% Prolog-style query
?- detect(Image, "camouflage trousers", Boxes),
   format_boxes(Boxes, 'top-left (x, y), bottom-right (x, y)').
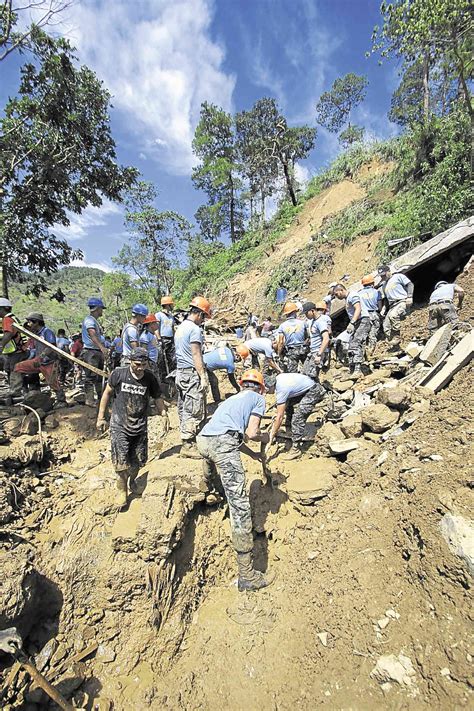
top-left (196, 432), bottom-right (253, 553)
top-left (176, 368), bottom-right (206, 441)
top-left (348, 317), bottom-right (371, 365)
top-left (428, 302), bottom-right (458, 332)
top-left (284, 344), bottom-right (308, 373)
top-left (287, 382), bottom-right (326, 442)
top-left (383, 300), bottom-right (407, 339)
top-left (367, 311), bottom-right (381, 349)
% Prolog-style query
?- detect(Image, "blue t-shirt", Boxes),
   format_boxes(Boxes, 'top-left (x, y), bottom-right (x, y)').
top-left (36, 326), bottom-right (57, 361)
top-left (82, 315), bottom-right (104, 349)
top-left (156, 311), bottom-right (175, 338)
top-left (200, 390), bottom-right (266, 436)
top-left (276, 318), bottom-right (307, 346)
top-left (140, 330), bottom-right (159, 363)
top-left (175, 319), bottom-right (203, 369)
top-left (122, 322), bottom-right (140, 358)
top-left (275, 373), bottom-right (314, 405)
top-left (245, 337), bottom-right (275, 358)
top-left (309, 315), bottom-right (331, 353)
top-left (359, 286), bottom-right (382, 312)
top-left (112, 336), bottom-right (123, 354)
top-left (56, 337), bottom-right (70, 352)
top-left (346, 291), bottom-right (369, 319)
top-left (429, 283), bottom-right (455, 304)
top-left (203, 346), bottom-right (235, 373)
top-left (384, 273), bottom-right (412, 304)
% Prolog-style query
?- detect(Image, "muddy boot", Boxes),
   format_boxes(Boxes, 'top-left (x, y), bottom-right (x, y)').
top-left (237, 552), bottom-right (275, 592)
top-left (53, 389), bottom-right (67, 410)
top-left (84, 384), bottom-right (96, 408)
top-left (351, 365), bottom-right (363, 379)
top-left (8, 371), bottom-right (24, 398)
top-left (128, 467), bottom-right (140, 495)
top-left (283, 443), bottom-right (303, 461)
top-left (180, 441), bottom-right (201, 459)
top-left (114, 473), bottom-right (128, 508)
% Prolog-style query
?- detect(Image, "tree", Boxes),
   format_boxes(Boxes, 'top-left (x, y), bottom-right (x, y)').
top-left (192, 102), bottom-right (243, 243)
top-left (0, 0), bottom-right (74, 61)
top-left (0, 29), bottom-right (136, 296)
top-left (338, 125), bottom-right (365, 148)
top-left (315, 73), bottom-right (368, 142)
top-left (113, 181), bottom-right (191, 298)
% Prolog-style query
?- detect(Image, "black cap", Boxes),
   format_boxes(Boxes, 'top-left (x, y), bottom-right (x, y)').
top-left (377, 264), bottom-right (390, 275)
top-left (302, 301), bottom-right (317, 313)
top-left (130, 347), bottom-right (149, 361)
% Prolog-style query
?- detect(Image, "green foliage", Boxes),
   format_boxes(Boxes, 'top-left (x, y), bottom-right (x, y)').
top-left (264, 245), bottom-right (333, 298)
top-left (339, 125), bottom-right (365, 147)
top-left (316, 73), bottom-right (368, 140)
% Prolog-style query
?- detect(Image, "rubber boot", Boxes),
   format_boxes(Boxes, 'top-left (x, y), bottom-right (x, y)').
top-left (237, 552), bottom-right (275, 592)
top-left (84, 384), bottom-right (96, 408)
top-left (53, 389), bottom-right (67, 410)
top-left (8, 371), bottom-right (24, 398)
top-left (114, 473), bottom-right (128, 508)
top-left (128, 467), bottom-right (140, 495)
top-left (283, 442), bottom-right (303, 461)
top-left (180, 441), bottom-right (201, 459)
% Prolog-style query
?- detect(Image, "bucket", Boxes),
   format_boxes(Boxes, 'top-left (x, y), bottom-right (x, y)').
top-left (235, 327), bottom-right (244, 339)
top-left (276, 287), bottom-right (287, 304)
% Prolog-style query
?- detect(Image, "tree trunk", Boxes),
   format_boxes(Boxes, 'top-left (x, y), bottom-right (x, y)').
top-left (282, 159), bottom-right (297, 206)
top-left (260, 188), bottom-right (265, 225)
top-left (1, 264), bottom-right (8, 298)
top-left (422, 52), bottom-right (430, 124)
top-left (229, 173), bottom-right (235, 243)
top-left (451, 30), bottom-right (474, 122)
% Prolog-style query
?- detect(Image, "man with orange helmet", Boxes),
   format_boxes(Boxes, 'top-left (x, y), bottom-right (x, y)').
top-left (301, 301), bottom-right (332, 378)
top-left (359, 274), bottom-right (382, 352)
top-left (197, 369), bottom-right (274, 592)
top-left (175, 296), bottom-right (212, 458)
top-left (275, 302), bottom-right (308, 373)
top-left (155, 295), bottom-right (176, 375)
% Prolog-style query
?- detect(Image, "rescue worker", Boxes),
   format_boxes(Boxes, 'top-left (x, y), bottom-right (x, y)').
top-left (140, 314), bottom-right (160, 378)
top-left (155, 295), bottom-right (176, 376)
top-left (377, 265), bottom-right (414, 347)
top-left (175, 296), bottom-right (212, 458)
top-left (323, 282), bottom-right (337, 308)
top-left (267, 372), bottom-right (326, 460)
top-left (196, 369), bottom-right (274, 592)
top-left (0, 298), bottom-right (29, 394)
top-left (243, 336), bottom-right (282, 374)
top-left (333, 284), bottom-right (370, 376)
top-left (275, 302), bottom-right (308, 372)
top-left (301, 301), bottom-right (332, 376)
top-left (110, 330), bottom-right (123, 370)
top-left (11, 313), bottom-right (66, 407)
top-left (203, 344), bottom-right (241, 403)
top-left (56, 328), bottom-right (72, 385)
top-left (121, 303), bottom-right (149, 365)
top-left (97, 347), bottom-right (166, 508)
top-left (428, 280), bottom-right (464, 332)
top-left (359, 274), bottom-right (382, 353)
top-left (82, 297), bottom-right (108, 407)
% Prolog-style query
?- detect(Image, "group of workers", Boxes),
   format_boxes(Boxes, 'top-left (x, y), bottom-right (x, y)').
top-left (0, 266), bottom-right (466, 594)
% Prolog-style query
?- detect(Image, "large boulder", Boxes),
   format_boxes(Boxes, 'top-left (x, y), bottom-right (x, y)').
top-left (361, 404), bottom-right (399, 433)
top-left (340, 414), bottom-right (363, 438)
top-left (329, 439), bottom-right (359, 456)
top-left (377, 386), bottom-right (409, 410)
top-left (284, 458), bottom-right (338, 505)
top-left (419, 324), bottom-right (452, 366)
top-left (315, 422), bottom-right (344, 455)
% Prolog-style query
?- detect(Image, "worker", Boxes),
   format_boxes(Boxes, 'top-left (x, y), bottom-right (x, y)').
top-left (196, 369), bottom-right (274, 592)
top-left (97, 347), bottom-right (166, 508)
top-left (428, 280), bottom-right (464, 332)
top-left (140, 314), bottom-right (160, 377)
top-left (243, 336), bottom-right (282, 374)
top-left (121, 303), bottom-right (149, 365)
top-left (377, 265), bottom-right (414, 347)
top-left (110, 330), bottom-right (123, 370)
top-left (267, 372), bottom-right (326, 460)
top-left (155, 296), bottom-right (176, 376)
top-left (333, 284), bottom-right (370, 376)
top-left (0, 627), bottom-right (22, 654)
top-left (203, 344), bottom-right (241, 403)
top-left (301, 301), bottom-right (332, 377)
top-left (56, 328), bottom-right (72, 385)
top-left (359, 274), bottom-right (382, 353)
top-left (0, 298), bottom-right (29, 395)
top-left (261, 316), bottom-right (274, 335)
top-left (323, 282), bottom-right (338, 308)
top-left (11, 313), bottom-right (66, 407)
top-left (82, 297), bottom-right (108, 407)
top-left (275, 302), bottom-right (308, 373)
top-left (174, 296), bottom-right (212, 458)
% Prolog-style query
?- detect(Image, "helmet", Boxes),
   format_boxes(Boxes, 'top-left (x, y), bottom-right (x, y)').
top-left (361, 274), bottom-right (375, 286)
top-left (26, 312), bottom-right (44, 323)
top-left (161, 295), bottom-right (174, 306)
top-left (377, 264), bottom-right (391, 276)
top-left (143, 313), bottom-right (158, 324)
top-left (236, 344), bottom-right (250, 359)
top-left (239, 368), bottom-right (265, 394)
top-left (189, 296), bottom-right (212, 317)
top-left (282, 301), bottom-right (298, 316)
top-left (88, 297), bottom-right (106, 309)
top-left (131, 303), bottom-right (149, 316)
top-left (315, 301), bottom-right (328, 311)
top-left (302, 301), bottom-right (316, 314)
top-left (0, 298), bottom-right (12, 308)
top-left (434, 280), bottom-right (448, 290)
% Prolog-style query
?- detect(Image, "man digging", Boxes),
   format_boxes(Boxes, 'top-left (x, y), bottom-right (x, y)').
top-left (97, 347), bottom-right (167, 509)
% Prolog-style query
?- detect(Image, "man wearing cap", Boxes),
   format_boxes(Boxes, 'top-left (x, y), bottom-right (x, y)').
top-left (275, 302), bottom-right (308, 373)
top-left (121, 303), bottom-right (149, 366)
top-left (97, 348), bottom-right (166, 508)
top-left (11, 313), bottom-right (66, 406)
top-left (140, 314), bottom-right (161, 378)
top-left (82, 297), bottom-right (108, 407)
top-left (0, 298), bottom-right (29, 394)
top-left (155, 295), bottom-right (176, 376)
top-left (377, 265), bottom-right (414, 347)
top-left (197, 369), bottom-right (274, 592)
top-left (359, 275), bottom-right (382, 353)
top-left (301, 301), bottom-right (332, 378)
top-left (428, 281), bottom-right (464, 332)
top-left (333, 284), bottom-right (371, 376)
top-left (175, 296), bottom-right (212, 458)
top-left (203, 344), bottom-right (241, 403)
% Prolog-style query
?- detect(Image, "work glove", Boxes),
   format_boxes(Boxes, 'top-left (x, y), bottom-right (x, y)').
top-left (0, 627), bottom-right (22, 654)
top-left (346, 323), bottom-right (355, 335)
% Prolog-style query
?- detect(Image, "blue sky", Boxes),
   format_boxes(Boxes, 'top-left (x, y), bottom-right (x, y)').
top-left (1, 0), bottom-right (399, 271)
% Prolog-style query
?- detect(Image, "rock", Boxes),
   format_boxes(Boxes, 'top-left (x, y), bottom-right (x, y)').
top-left (329, 439), bottom-right (359, 455)
top-left (400, 399), bottom-right (431, 425)
top-left (284, 458), bottom-right (338, 505)
top-left (343, 391), bottom-right (371, 417)
top-left (338, 389), bottom-right (354, 402)
top-left (346, 444), bottom-right (377, 468)
top-left (340, 414), bottom-right (363, 438)
top-left (22, 390), bottom-right (53, 412)
top-left (419, 324), bottom-right (453, 366)
top-left (364, 432), bottom-right (383, 443)
top-left (377, 386), bottom-right (409, 410)
top-left (430, 454), bottom-right (443, 462)
top-left (361, 404), bottom-right (400, 433)
top-left (404, 341), bottom-right (423, 358)
top-left (317, 632), bottom-right (329, 646)
top-left (307, 551), bottom-right (318, 561)
top-left (56, 662), bottom-right (86, 695)
top-left (439, 514), bottom-right (474, 576)
top-left (315, 422), bottom-right (344, 455)
top-left (34, 638), bottom-right (58, 672)
top-left (377, 451), bottom-right (389, 466)
top-left (332, 379), bottom-right (354, 393)
top-left (44, 414), bottom-right (59, 430)
top-left (386, 609), bottom-right (400, 620)
top-left (359, 369), bottom-right (391, 386)
top-left (97, 644), bottom-right (116, 663)
top-left (371, 653), bottom-right (416, 687)
top-left (377, 617), bottom-right (390, 630)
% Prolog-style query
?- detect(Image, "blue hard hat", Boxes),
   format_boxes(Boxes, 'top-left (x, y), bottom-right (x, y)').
top-left (131, 303), bottom-right (149, 316)
top-left (88, 297), bottom-right (106, 309)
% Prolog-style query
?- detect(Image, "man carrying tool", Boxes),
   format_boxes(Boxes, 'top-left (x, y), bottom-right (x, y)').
top-left (203, 344), bottom-right (242, 403)
top-left (11, 313), bottom-right (67, 407)
top-left (267, 372), bottom-right (326, 460)
top-left (121, 303), bottom-right (149, 365)
top-left (243, 336), bottom-right (282, 374)
top-left (275, 302), bottom-right (308, 373)
top-left (82, 297), bottom-right (108, 407)
top-left (0, 298), bottom-right (30, 395)
top-left (155, 295), bottom-right (176, 376)
top-left (428, 280), bottom-right (464, 332)
top-left (359, 274), bottom-right (382, 353)
top-left (97, 347), bottom-right (166, 508)
top-left (377, 265), bottom-right (414, 348)
top-left (301, 301), bottom-right (332, 376)
top-left (175, 296), bottom-right (212, 458)
top-left (333, 283), bottom-right (370, 377)
top-left (197, 368), bottom-right (274, 592)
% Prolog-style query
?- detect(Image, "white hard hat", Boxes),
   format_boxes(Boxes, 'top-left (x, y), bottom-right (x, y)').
top-left (0, 298), bottom-right (12, 308)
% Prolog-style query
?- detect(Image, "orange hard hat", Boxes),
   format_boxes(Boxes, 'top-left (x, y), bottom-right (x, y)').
top-left (143, 313), bottom-right (158, 324)
top-left (282, 301), bottom-right (299, 316)
top-left (361, 274), bottom-right (375, 286)
top-left (239, 368), bottom-right (265, 393)
top-left (161, 295), bottom-right (174, 306)
top-left (189, 296), bottom-right (212, 317)
top-left (236, 344), bottom-right (250, 359)
top-left (315, 300), bottom-right (328, 311)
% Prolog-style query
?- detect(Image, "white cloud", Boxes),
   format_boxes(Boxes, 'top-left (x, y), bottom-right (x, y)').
top-left (70, 257), bottom-right (113, 273)
top-left (63, 0), bottom-right (235, 175)
top-left (52, 199), bottom-right (122, 241)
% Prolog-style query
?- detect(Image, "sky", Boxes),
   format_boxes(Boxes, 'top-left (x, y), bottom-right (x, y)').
top-left (1, 0), bottom-right (400, 272)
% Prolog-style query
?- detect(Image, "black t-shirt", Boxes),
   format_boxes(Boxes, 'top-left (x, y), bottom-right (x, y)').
top-left (108, 367), bottom-right (160, 435)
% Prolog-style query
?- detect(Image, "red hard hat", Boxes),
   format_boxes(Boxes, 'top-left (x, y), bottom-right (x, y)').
top-left (189, 296), bottom-right (212, 317)
top-left (236, 344), bottom-right (250, 359)
top-left (239, 368), bottom-right (264, 393)
top-left (143, 313), bottom-right (158, 324)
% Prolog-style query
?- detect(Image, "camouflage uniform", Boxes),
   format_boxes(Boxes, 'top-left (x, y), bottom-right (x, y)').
top-left (428, 302), bottom-right (458, 332)
top-left (176, 368), bottom-right (206, 441)
top-left (284, 344), bottom-right (309, 373)
top-left (367, 311), bottom-right (381, 349)
top-left (286, 382), bottom-right (326, 442)
top-left (348, 317), bottom-right (371, 365)
top-left (383, 301), bottom-right (407, 340)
